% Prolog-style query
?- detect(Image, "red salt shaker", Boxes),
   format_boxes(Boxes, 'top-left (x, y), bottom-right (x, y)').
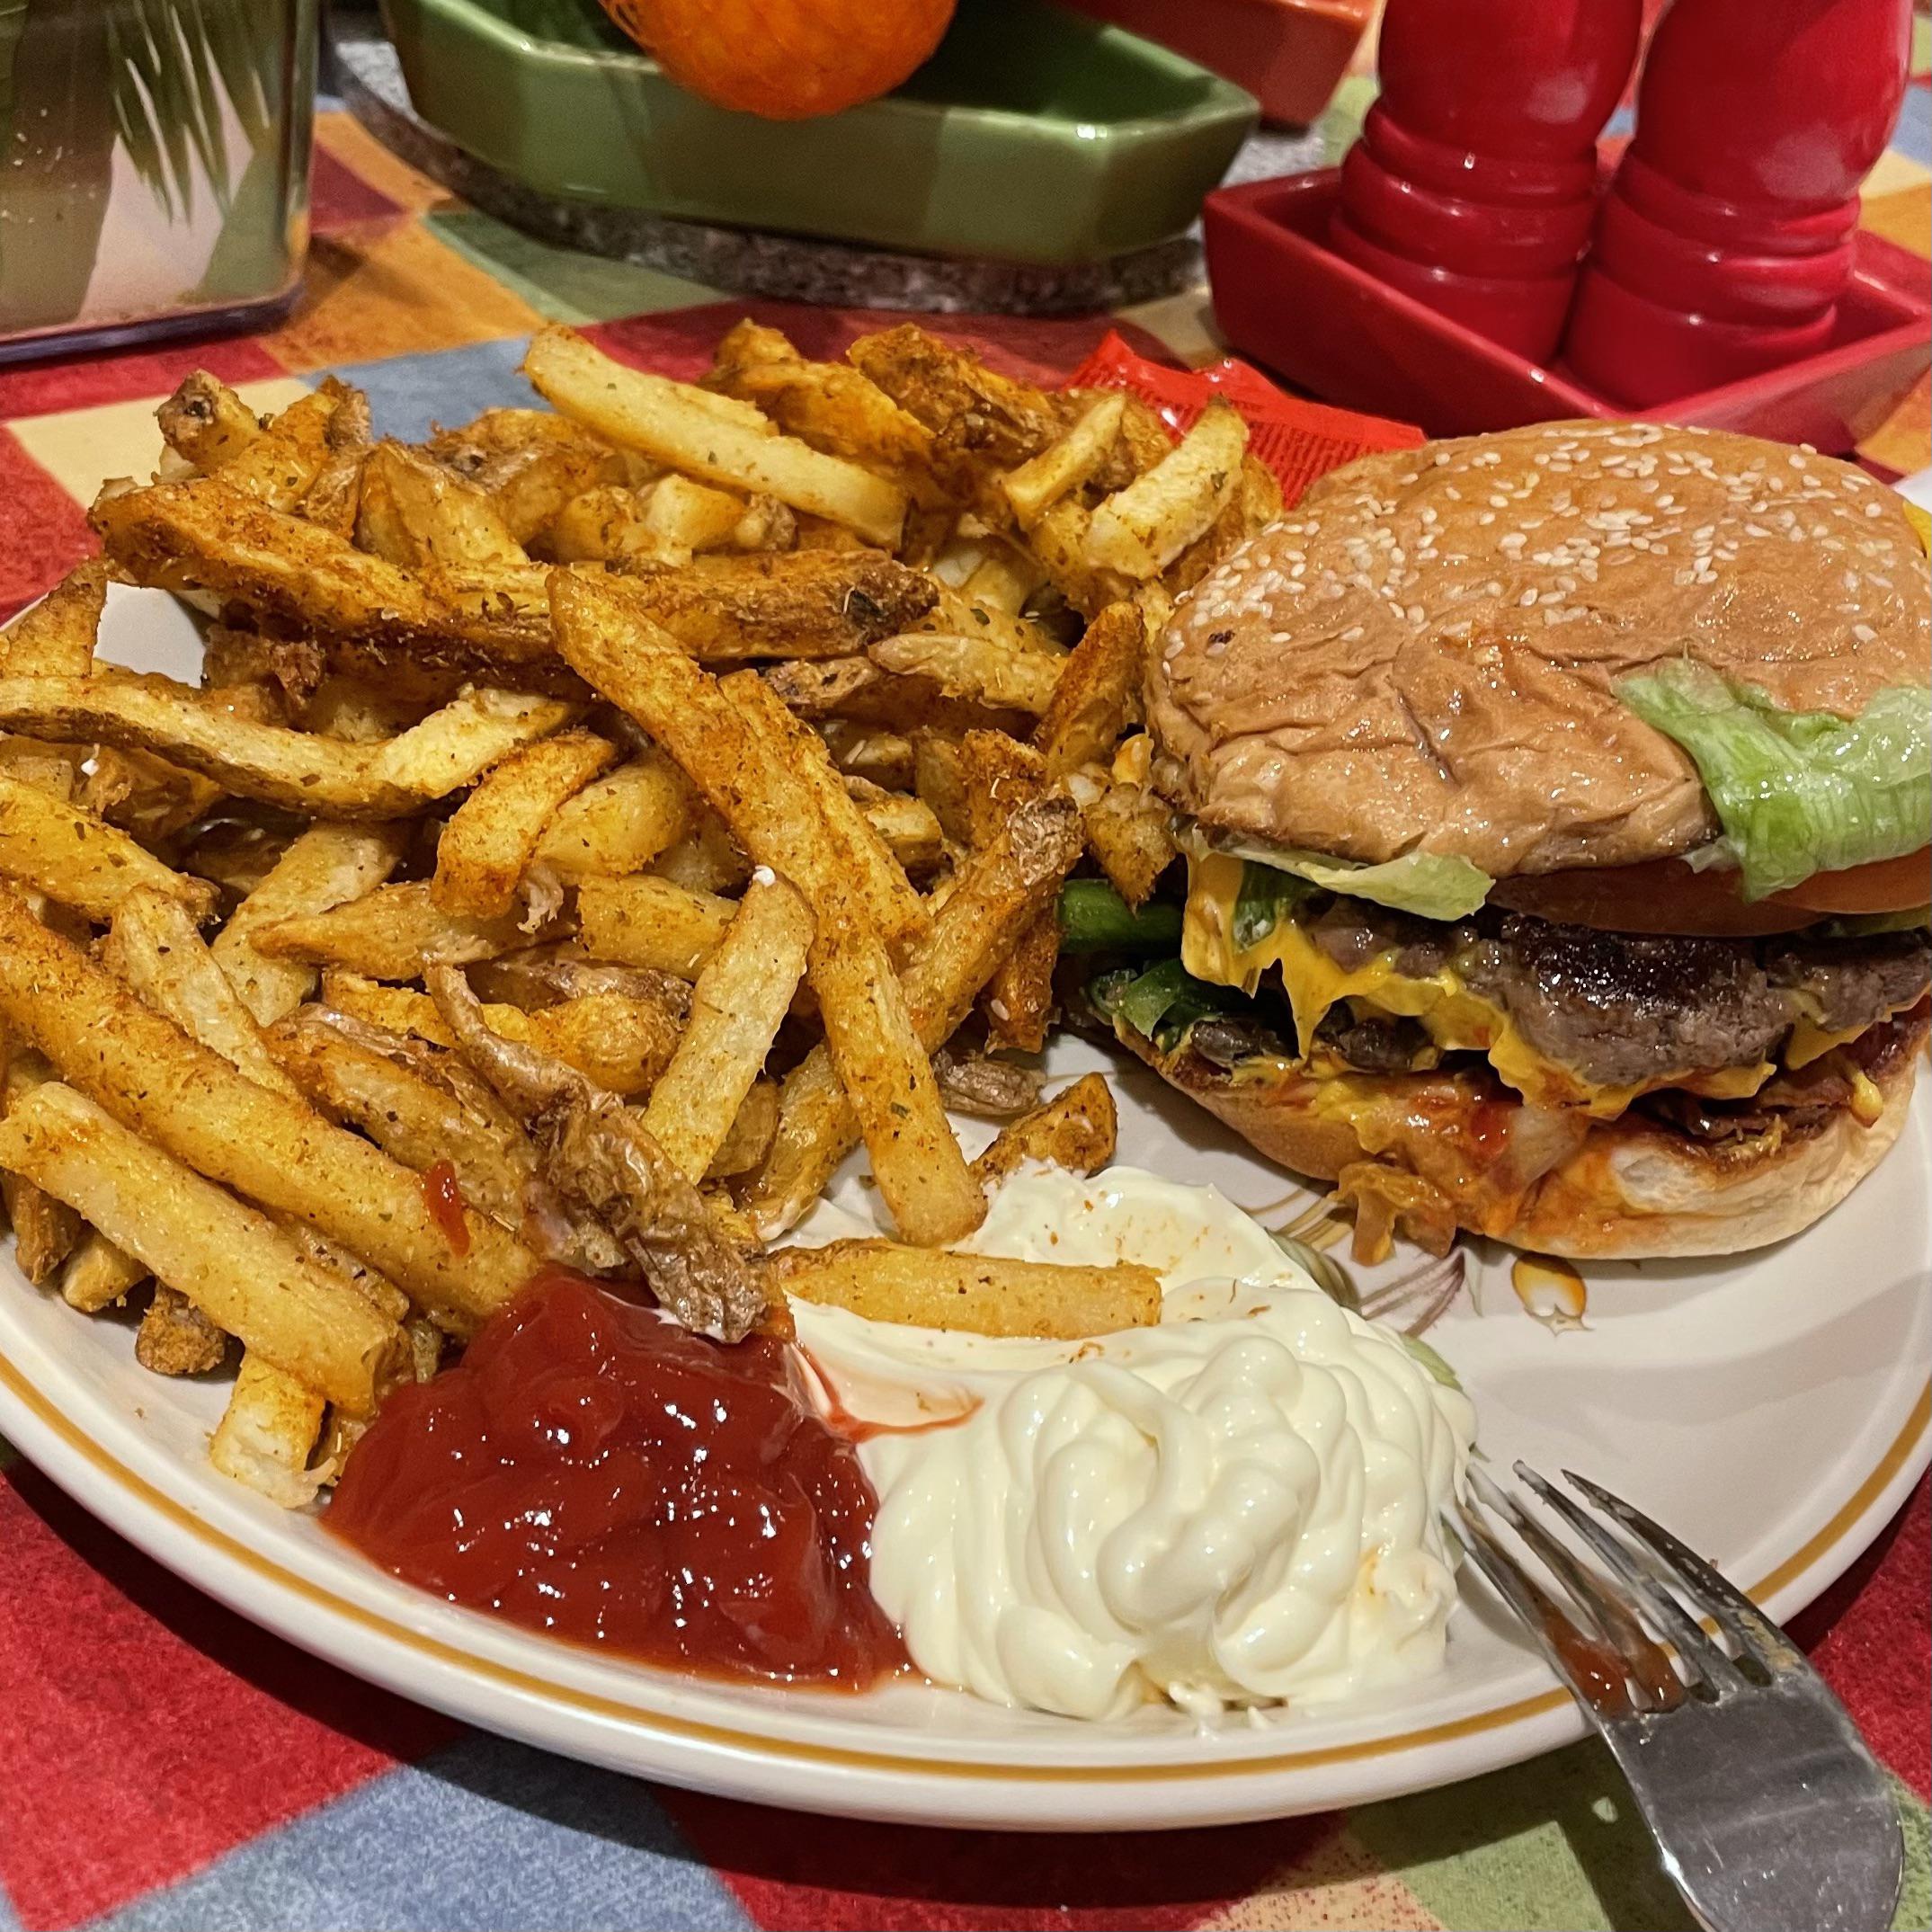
top-left (1331, 0), bottom-right (1643, 361)
top-left (1566, 0), bottom-right (1914, 406)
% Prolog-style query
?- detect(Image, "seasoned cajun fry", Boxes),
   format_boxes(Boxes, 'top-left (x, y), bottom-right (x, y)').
top-left (213, 822), bottom-right (409, 1026)
top-left (531, 750), bottom-right (693, 879)
top-left (103, 889), bottom-right (297, 1100)
top-left (271, 1010), bottom-right (542, 1230)
top-left (602, 548), bottom-right (937, 662)
top-left (214, 385), bottom-right (349, 513)
top-left (80, 744), bottom-right (223, 847)
top-left (1032, 601), bottom-right (1145, 777)
top-left (818, 719), bottom-right (915, 791)
top-left (432, 729), bottom-right (617, 917)
top-left (1083, 780), bottom-right (1178, 907)
top-left (1027, 494), bottom-right (1127, 619)
top-left (1084, 397), bottom-right (1247, 580)
top-left (300, 384), bottom-right (372, 541)
top-left (0, 559), bottom-right (106, 676)
top-left (911, 730), bottom-right (973, 845)
top-left (575, 875), bottom-right (735, 977)
top-left (846, 779), bottom-right (946, 877)
top-left (524, 325), bottom-right (907, 547)
top-left (971, 1072), bottom-right (1117, 1189)
top-left (0, 674), bottom-right (574, 819)
top-left (0, 1082), bottom-right (404, 1408)
top-left (649, 810), bottom-right (752, 895)
top-left (1, 1050), bottom-right (82, 1284)
top-left (721, 670), bottom-right (926, 951)
top-left (762, 655), bottom-right (1031, 739)
top-left (959, 730), bottom-right (1057, 1052)
top-left (252, 881), bottom-right (550, 979)
top-left (770, 1241), bottom-right (1160, 1340)
top-left (356, 438), bottom-right (529, 569)
top-left (59, 1225), bottom-right (148, 1313)
top-left (0, 889), bottom-right (536, 1332)
top-left (460, 949), bottom-right (690, 1013)
top-left (156, 370), bottom-right (261, 474)
top-left (922, 582), bottom-right (1064, 660)
top-left (550, 485), bottom-right (681, 569)
top-left (0, 772), bottom-right (219, 921)
top-left (869, 632), bottom-right (1061, 716)
top-left (209, 1351), bottom-right (328, 1507)
top-left (745, 792), bottom-right (1083, 1236)
top-left (707, 1078), bottom-right (779, 1180)
top-left (706, 318), bottom-right (945, 505)
top-left (1001, 393), bottom-right (1127, 529)
top-left (932, 1045), bottom-right (1046, 1118)
top-left (643, 473), bottom-right (751, 553)
top-left (136, 1281), bottom-right (229, 1376)
top-left (425, 408), bottom-right (627, 548)
top-left (642, 873), bottom-right (813, 1182)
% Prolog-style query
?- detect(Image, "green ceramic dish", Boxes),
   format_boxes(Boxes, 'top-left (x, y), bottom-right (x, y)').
top-left (378, 0), bottom-right (1258, 264)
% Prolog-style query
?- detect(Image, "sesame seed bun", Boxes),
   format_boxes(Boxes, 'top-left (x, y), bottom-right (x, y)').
top-left (1146, 421), bottom-right (1930, 879)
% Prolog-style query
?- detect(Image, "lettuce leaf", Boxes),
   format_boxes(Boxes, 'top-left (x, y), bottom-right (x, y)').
top-left (1223, 840), bottom-right (1493, 920)
top-left (1618, 663), bottom-right (1932, 901)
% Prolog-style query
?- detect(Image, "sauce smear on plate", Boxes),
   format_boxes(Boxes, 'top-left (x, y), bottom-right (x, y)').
top-left (328, 1268), bottom-right (904, 1687)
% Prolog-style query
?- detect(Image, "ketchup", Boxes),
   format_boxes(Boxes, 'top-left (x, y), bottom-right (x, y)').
top-left (327, 1269), bottom-right (906, 1687)
top-left (419, 1160), bottom-right (470, 1256)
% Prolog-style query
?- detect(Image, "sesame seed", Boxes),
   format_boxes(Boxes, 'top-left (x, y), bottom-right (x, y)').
top-left (1852, 623), bottom-right (1877, 643)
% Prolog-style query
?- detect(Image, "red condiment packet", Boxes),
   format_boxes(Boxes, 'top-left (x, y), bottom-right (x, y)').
top-left (1062, 330), bottom-right (1426, 507)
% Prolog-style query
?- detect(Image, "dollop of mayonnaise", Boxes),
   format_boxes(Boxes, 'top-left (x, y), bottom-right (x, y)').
top-left (788, 1167), bottom-right (1475, 1723)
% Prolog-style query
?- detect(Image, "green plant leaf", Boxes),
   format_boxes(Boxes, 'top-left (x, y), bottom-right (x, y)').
top-left (1618, 662), bottom-right (1932, 900)
top-left (1232, 860), bottom-right (1313, 949)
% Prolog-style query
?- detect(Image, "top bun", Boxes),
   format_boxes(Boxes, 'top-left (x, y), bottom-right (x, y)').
top-left (1146, 421), bottom-right (1930, 880)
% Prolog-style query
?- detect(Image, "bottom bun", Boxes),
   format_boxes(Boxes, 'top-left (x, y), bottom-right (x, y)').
top-left (1121, 1029), bottom-right (1922, 1260)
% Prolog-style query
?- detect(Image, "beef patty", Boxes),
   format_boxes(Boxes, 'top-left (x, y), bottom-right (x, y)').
top-left (1305, 902), bottom-right (1929, 1091)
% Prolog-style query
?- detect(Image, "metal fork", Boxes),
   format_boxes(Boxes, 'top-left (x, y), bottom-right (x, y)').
top-left (1453, 1462), bottom-right (1903, 1932)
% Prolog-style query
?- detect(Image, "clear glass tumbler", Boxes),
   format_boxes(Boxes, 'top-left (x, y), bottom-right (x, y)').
top-left (0, 0), bottom-right (316, 362)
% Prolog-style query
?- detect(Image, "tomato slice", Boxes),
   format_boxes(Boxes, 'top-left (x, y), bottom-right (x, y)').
top-left (1491, 860), bottom-right (1820, 936)
top-left (1777, 850), bottom-right (1931, 915)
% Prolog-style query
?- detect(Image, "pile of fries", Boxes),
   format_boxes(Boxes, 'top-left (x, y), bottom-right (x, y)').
top-left (0, 318), bottom-right (1278, 1508)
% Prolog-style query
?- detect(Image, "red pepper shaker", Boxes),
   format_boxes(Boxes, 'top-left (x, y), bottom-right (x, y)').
top-left (1331, 0), bottom-right (1643, 361)
top-left (1565, 0), bottom-right (1913, 405)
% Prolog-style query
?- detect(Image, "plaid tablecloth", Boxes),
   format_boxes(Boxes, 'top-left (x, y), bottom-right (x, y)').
top-left (2, 71), bottom-right (1929, 1932)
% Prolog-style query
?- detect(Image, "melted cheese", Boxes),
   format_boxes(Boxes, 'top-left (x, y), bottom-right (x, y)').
top-left (1181, 853), bottom-right (1775, 1117)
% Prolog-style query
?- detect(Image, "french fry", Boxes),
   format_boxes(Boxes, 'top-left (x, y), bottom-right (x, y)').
top-left (316, 976), bottom-right (686, 1099)
top-left (649, 811), bottom-right (752, 896)
top-left (213, 823), bottom-right (409, 1026)
top-left (770, 1240), bottom-right (1160, 1339)
top-left (59, 1225), bottom-right (148, 1313)
top-left (706, 318), bottom-right (945, 506)
top-left (252, 881), bottom-right (549, 979)
top-left (642, 873), bottom-right (813, 1182)
top-left (529, 750), bottom-right (693, 879)
top-left (744, 792), bottom-right (1083, 1236)
top-left (1000, 393), bottom-right (1126, 529)
top-left (0, 1082), bottom-right (404, 1409)
top-left (215, 386), bottom-right (347, 513)
top-left (601, 548), bottom-right (938, 663)
top-left (1027, 495), bottom-right (1127, 619)
top-left (524, 325), bottom-right (907, 547)
top-left (922, 582), bottom-right (1064, 660)
top-left (1, 1051), bottom-right (82, 1284)
top-left (0, 559), bottom-right (107, 676)
top-left (869, 631), bottom-right (1061, 716)
top-left (971, 1073), bottom-right (1117, 1189)
top-left (575, 875), bottom-right (735, 977)
top-left (156, 371), bottom-right (262, 475)
top-left (271, 1011), bottom-right (540, 1229)
top-left (643, 473), bottom-right (751, 553)
top-left (136, 1282), bottom-right (229, 1376)
top-left (79, 744), bottom-right (223, 846)
top-left (300, 383), bottom-right (372, 541)
top-left (932, 1045), bottom-right (1044, 1118)
top-left (0, 889), bottom-right (537, 1332)
top-left (1032, 601), bottom-right (1144, 777)
top-left (707, 1078), bottom-right (779, 1180)
top-left (298, 674), bottom-right (430, 743)
top-left (93, 480), bottom-right (570, 696)
top-left (0, 772), bottom-right (219, 921)
top-left (911, 730), bottom-right (974, 845)
top-left (1083, 781), bottom-right (1177, 907)
top-left (0, 674), bottom-right (575, 819)
top-left (722, 670), bottom-right (927, 951)
top-left (847, 779), bottom-right (945, 877)
top-left (356, 439), bottom-right (529, 569)
top-left (432, 729), bottom-right (618, 917)
top-left (209, 1352), bottom-right (329, 1508)
top-left (103, 889), bottom-right (297, 1100)
top-left (550, 485), bottom-right (682, 569)
top-left (424, 408), bottom-right (627, 548)
top-left (818, 719), bottom-right (914, 791)
top-left (763, 655), bottom-right (1032, 738)
top-left (1083, 398), bottom-right (1247, 580)
top-left (959, 731), bottom-right (1056, 1052)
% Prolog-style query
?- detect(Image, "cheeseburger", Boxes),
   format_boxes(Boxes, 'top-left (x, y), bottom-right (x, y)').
top-left (1102, 420), bottom-right (1930, 1258)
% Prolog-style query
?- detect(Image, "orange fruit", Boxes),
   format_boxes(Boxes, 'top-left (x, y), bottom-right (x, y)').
top-left (601, 0), bottom-right (958, 120)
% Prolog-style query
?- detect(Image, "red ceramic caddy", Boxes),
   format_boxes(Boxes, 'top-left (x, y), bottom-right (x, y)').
top-left (1203, 169), bottom-right (1932, 449)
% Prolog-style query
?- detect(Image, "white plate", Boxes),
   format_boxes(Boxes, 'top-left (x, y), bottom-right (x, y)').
top-left (1, 585), bottom-right (1926, 1831)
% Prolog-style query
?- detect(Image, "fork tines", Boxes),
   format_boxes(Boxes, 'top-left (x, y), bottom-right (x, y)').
top-left (1452, 1460), bottom-right (1800, 1719)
